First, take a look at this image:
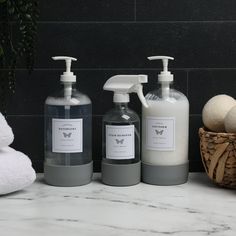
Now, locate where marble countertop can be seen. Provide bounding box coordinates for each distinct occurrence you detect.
[0,173,235,236]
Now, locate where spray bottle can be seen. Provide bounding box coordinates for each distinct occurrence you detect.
[142,56,189,185]
[102,74,148,186]
[44,56,93,186]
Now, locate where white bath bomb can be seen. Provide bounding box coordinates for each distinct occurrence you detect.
[0,113,14,148]
[202,94,236,132]
[224,105,236,133]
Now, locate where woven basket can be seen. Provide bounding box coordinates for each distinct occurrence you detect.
[199,127,236,189]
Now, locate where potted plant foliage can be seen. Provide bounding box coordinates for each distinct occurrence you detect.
[0,0,39,111]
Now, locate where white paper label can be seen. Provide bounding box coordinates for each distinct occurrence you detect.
[146,117,175,151]
[52,118,83,153]
[106,125,134,159]
[121,114,130,120]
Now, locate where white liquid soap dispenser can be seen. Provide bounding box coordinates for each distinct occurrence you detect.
[44,56,93,186]
[142,56,189,185]
[102,75,148,186]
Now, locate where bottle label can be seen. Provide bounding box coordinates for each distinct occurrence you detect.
[146,117,175,151]
[52,118,83,153]
[106,125,135,159]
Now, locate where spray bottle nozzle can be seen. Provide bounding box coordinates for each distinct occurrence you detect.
[103,75,148,108]
[52,56,77,82]
[148,56,174,82]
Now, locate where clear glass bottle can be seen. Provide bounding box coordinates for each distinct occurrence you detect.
[44,56,93,186]
[101,74,148,186]
[142,56,189,186]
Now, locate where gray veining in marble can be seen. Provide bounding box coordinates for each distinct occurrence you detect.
[0,173,235,236]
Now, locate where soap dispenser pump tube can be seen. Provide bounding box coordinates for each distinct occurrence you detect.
[161,81,170,99]
[54,57,76,166]
[64,82,73,165]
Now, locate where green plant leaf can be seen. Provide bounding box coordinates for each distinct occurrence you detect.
[9,7,15,14]
[0,0,39,111]
[25,14,31,19]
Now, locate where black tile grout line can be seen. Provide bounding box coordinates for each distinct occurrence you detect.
[33,20,236,24]
[31,159,103,161]
[5,114,105,117]
[4,68,236,71]
[5,114,202,117]
[6,19,236,24]
[134,0,137,22]
[5,115,44,118]
[186,71,189,98]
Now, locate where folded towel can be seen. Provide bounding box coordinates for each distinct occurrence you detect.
[0,147,36,195]
[0,113,14,148]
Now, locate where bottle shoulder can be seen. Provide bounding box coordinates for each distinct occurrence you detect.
[145,88,189,103]
[103,107,140,123]
[46,88,91,106]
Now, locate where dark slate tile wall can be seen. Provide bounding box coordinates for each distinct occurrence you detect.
[5,0,236,172]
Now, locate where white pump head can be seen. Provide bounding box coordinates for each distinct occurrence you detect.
[103,74,148,108]
[148,56,174,82]
[52,56,77,83]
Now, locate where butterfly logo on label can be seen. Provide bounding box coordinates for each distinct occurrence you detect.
[115,139,124,144]
[63,132,72,138]
[155,129,164,135]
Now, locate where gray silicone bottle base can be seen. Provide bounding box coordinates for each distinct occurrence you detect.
[142,162,189,186]
[44,161,93,187]
[102,161,141,186]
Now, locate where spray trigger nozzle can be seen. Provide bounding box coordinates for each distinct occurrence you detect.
[103,74,149,108]
[52,56,77,83]
[132,84,149,108]
[148,56,174,82]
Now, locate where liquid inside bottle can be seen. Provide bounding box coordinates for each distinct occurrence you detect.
[142,86,189,166]
[44,87,92,166]
[102,103,140,165]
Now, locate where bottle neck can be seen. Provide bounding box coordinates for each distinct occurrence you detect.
[113,93,129,103]
[61,82,76,88]
[159,81,171,99]
[114,102,129,110]
[62,82,76,100]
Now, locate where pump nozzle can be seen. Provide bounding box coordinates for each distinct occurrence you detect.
[52,56,77,82]
[103,74,148,108]
[148,56,174,82]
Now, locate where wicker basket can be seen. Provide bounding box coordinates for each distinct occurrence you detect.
[199,127,236,189]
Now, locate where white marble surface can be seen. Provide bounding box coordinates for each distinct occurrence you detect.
[0,173,235,236]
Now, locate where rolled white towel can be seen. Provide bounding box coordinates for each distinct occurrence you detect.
[0,147,36,195]
[0,113,14,148]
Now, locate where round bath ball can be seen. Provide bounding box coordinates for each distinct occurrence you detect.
[224,105,236,133]
[202,94,236,132]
